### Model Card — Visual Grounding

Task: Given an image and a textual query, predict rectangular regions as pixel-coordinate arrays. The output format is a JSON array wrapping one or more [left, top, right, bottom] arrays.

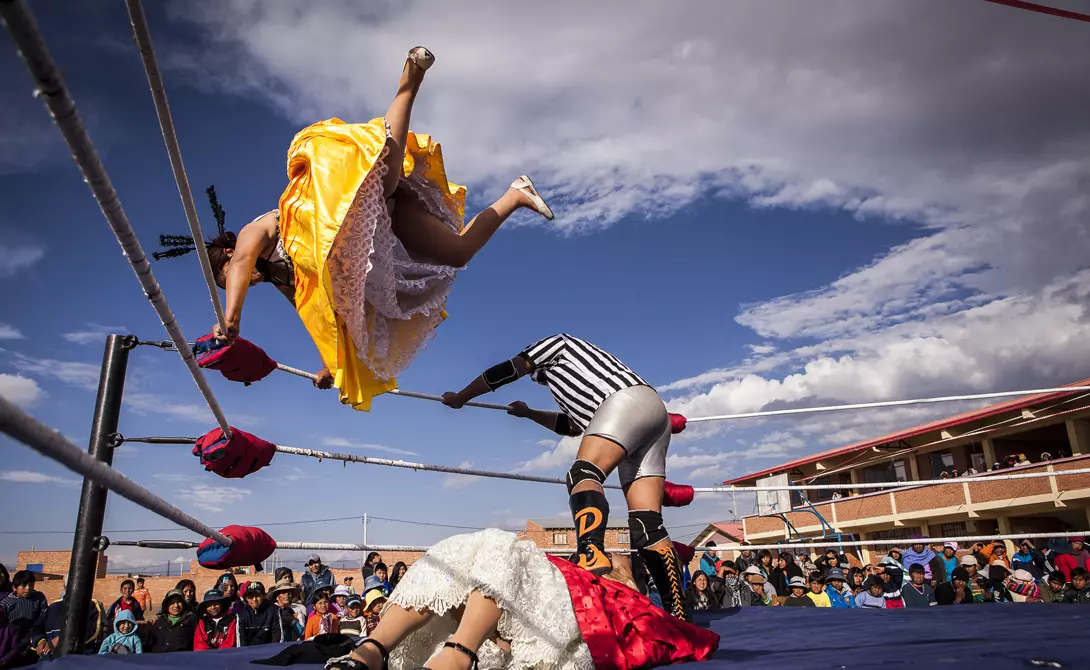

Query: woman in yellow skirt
[[158, 47, 554, 410]]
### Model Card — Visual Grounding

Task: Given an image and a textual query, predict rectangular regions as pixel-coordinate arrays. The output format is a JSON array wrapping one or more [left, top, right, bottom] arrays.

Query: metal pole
[[363, 512, 368, 549], [60, 334, 131, 656]]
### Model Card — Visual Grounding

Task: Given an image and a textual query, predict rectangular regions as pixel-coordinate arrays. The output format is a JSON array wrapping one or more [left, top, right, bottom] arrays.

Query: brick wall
[[17, 551, 106, 578], [519, 521, 630, 551]]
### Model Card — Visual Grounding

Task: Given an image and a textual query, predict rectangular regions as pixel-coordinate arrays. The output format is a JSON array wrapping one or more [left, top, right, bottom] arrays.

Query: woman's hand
[[313, 368, 334, 390], [212, 319, 240, 344], [442, 392, 466, 409], [506, 400, 531, 418]]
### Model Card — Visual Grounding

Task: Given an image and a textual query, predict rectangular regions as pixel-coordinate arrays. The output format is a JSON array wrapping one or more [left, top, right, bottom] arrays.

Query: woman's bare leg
[[351, 604, 432, 668], [391, 185, 536, 267], [428, 591, 503, 670], [381, 56, 427, 199]]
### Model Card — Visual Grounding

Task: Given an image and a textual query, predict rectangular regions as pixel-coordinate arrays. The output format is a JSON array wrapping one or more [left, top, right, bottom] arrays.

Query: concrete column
[[908, 455, 921, 481], [850, 468, 862, 496], [1066, 420, 1090, 456], [859, 532, 872, 566], [919, 520, 931, 537], [982, 439, 997, 468], [997, 516, 1013, 535]]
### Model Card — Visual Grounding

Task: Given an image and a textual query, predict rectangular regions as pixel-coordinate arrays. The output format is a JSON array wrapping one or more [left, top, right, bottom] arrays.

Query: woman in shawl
[[901, 541, 938, 580]]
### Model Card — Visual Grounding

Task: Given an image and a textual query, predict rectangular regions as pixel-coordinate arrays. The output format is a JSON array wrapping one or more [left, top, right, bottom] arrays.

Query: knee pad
[[629, 509, 670, 550], [480, 359, 520, 391], [566, 459, 607, 494]]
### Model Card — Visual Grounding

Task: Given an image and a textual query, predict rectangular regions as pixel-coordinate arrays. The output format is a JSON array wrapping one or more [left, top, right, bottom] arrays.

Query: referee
[[442, 333, 690, 621]]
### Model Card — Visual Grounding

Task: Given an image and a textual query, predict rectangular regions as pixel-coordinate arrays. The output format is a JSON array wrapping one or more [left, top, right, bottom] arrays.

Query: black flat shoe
[[326, 638, 389, 670], [422, 641, 479, 670]]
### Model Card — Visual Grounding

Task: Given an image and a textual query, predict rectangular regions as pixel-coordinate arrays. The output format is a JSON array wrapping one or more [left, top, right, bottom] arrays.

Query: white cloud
[[7, 352, 100, 390], [177, 484, 251, 512], [0, 470, 77, 485], [322, 436, 418, 456], [62, 324, 128, 345], [282, 467, 312, 482], [153, 473, 196, 483], [514, 436, 580, 473], [0, 324, 23, 340], [0, 373, 44, 408], [0, 243, 44, 277], [442, 461, 477, 490]]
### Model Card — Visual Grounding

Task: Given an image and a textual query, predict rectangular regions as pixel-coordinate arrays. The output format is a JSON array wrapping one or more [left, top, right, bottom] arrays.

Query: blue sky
[[3, 0, 1089, 570]]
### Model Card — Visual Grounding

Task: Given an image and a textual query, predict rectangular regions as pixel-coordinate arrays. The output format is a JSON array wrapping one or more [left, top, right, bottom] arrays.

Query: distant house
[[520, 518, 631, 552]]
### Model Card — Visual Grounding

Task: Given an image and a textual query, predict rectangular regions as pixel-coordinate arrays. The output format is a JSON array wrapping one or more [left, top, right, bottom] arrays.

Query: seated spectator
[[268, 580, 304, 642], [337, 595, 366, 637], [1, 569, 49, 664], [0, 563, 10, 602], [734, 545, 754, 573], [939, 542, 958, 582], [174, 579, 198, 613], [390, 562, 409, 591], [902, 563, 935, 607], [147, 589, 195, 653], [959, 555, 986, 602], [274, 567, 295, 584], [133, 577, 153, 614], [330, 585, 352, 616], [717, 561, 746, 608], [901, 540, 940, 581], [362, 575, 385, 601], [1063, 567, 1090, 604], [847, 567, 866, 596], [41, 593, 107, 656], [363, 591, 387, 635], [854, 576, 887, 609], [742, 566, 774, 606], [98, 611, 141, 655], [1006, 569, 1042, 602], [782, 577, 814, 607], [215, 573, 244, 615], [309, 585, 334, 616], [936, 567, 974, 605], [806, 572, 830, 607], [1056, 536, 1089, 582], [371, 562, 392, 596], [239, 582, 281, 646], [1040, 571, 1068, 603], [989, 543, 1012, 570], [699, 542, 719, 577], [1012, 540, 1046, 579], [194, 590, 239, 651], [887, 547, 904, 565], [685, 570, 719, 613], [105, 579, 144, 623], [877, 557, 905, 608], [978, 565, 1015, 603], [756, 550, 775, 580], [304, 593, 338, 639], [824, 568, 856, 608]]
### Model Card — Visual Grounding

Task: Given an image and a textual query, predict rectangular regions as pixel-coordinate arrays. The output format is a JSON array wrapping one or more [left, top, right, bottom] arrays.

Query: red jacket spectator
[[1055, 537, 1089, 581]]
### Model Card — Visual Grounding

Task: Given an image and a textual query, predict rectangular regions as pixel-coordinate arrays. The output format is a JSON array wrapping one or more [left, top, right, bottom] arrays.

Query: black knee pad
[[566, 459, 607, 494], [629, 509, 670, 549]]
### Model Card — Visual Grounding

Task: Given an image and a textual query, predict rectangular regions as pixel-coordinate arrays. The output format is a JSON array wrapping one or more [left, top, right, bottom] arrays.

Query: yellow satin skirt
[[278, 118, 467, 410]]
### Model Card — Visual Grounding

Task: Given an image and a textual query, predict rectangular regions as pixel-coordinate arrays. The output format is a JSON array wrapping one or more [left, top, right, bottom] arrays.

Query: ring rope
[[0, 0, 232, 438]]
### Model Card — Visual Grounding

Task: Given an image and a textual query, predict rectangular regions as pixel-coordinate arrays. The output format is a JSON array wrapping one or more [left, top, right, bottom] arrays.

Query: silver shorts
[[584, 385, 671, 487]]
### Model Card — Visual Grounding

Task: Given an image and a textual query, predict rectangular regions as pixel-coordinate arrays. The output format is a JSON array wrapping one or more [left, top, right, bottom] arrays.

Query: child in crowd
[[309, 585, 334, 616], [215, 573, 244, 614], [342, 576, 357, 595], [979, 565, 1014, 602], [742, 567, 773, 606], [98, 611, 142, 655], [372, 563, 392, 596], [1, 569, 50, 660], [855, 576, 887, 609], [194, 590, 239, 651], [304, 593, 339, 639], [337, 595, 367, 637], [902, 563, 936, 607], [268, 580, 305, 642], [105, 579, 144, 623], [133, 577, 153, 613], [1063, 567, 1090, 603], [806, 572, 830, 607], [823, 568, 856, 608], [1040, 571, 1068, 603], [331, 585, 353, 615], [147, 589, 195, 653], [389, 562, 408, 591], [363, 591, 386, 635], [877, 557, 905, 608], [783, 577, 814, 607], [239, 582, 282, 646]]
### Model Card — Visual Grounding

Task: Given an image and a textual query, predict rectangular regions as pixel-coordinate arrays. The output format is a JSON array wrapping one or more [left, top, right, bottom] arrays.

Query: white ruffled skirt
[[386, 529, 595, 670]]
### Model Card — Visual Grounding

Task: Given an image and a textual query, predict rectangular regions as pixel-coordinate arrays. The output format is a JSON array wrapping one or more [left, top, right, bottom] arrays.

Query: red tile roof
[[721, 379, 1090, 485]]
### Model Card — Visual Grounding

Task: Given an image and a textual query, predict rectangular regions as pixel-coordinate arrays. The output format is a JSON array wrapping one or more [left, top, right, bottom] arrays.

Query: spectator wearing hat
[[337, 595, 367, 637], [876, 557, 905, 608], [959, 554, 986, 602], [1006, 569, 1042, 602], [147, 589, 195, 653], [1062, 567, 1090, 604], [978, 565, 1014, 602], [806, 572, 830, 607], [193, 590, 239, 651], [304, 592, 338, 640], [935, 567, 974, 605], [823, 568, 856, 608], [341, 576, 357, 596], [363, 590, 387, 635], [238, 582, 282, 647], [301, 554, 336, 609], [267, 580, 304, 642], [330, 585, 353, 616], [939, 542, 959, 581], [902, 564, 936, 607], [854, 576, 887, 609], [782, 576, 814, 607], [362, 575, 386, 600], [1039, 571, 1068, 603], [989, 543, 1012, 570], [1056, 536, 1090, 582], [742, 566, 773, 606]]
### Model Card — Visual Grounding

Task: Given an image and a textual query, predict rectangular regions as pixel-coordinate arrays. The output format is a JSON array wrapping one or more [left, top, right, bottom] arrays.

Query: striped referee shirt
[[518, 333, 649, 431]]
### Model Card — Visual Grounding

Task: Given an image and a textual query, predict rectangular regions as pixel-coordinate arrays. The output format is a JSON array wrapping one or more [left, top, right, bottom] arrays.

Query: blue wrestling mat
[[45, 606, 1087, 669]]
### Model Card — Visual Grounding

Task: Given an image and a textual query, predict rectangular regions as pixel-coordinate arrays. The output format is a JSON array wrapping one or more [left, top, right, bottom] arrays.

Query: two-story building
[[722, 379, 1090, 563]]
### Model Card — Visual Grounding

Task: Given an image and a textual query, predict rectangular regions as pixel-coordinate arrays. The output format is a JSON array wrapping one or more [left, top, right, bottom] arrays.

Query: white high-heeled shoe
[[407, 46, 435, 72], [511, 175, 555, 221]]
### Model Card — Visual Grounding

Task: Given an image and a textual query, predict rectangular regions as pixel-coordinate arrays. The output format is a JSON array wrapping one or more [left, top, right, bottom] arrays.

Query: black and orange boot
[[639, 542, 692, 621], [568, 489, 613, 576]]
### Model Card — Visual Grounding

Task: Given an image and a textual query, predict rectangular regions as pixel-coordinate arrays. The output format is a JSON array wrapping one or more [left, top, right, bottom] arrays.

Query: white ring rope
[[0, 0, 232, 438], [0, 396, 232, 546], [125, 0, 228, 334]]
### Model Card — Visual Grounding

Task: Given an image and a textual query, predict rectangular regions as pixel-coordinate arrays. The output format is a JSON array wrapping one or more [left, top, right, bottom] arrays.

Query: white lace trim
[[385, 529, 594, 670]]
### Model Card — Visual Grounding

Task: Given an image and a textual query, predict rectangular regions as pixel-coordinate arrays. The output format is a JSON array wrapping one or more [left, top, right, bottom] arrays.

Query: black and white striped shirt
[[519, 333, 649, 431]]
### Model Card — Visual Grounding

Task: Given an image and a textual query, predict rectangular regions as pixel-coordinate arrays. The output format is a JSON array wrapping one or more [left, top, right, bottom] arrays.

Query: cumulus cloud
[[514, 436, 580, 473], [0, 243, 44, 277], [0, 470, 77, 485], [62, 324, 129, 345], [7, 352, 101, 390], [442, 461, 478, 490], [322, 436, 418, 456], [177, 483, 251, 512], [0, 373, 44, 408], [0, 324, 23, 340]]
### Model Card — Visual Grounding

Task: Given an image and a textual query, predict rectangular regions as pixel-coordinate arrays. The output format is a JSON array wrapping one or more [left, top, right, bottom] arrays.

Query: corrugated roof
[[527, 518, 629, 530], [721, 378, 1090, 485]]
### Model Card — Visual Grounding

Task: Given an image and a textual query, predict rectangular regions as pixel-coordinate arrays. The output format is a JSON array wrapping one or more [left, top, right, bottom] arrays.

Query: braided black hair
[[152, 185, 235, 261]]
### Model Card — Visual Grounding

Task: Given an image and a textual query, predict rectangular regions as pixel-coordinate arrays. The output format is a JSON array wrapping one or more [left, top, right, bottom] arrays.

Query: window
[[937, 522, 967, 538], [929, 451, 955, 476], [870, 527, 921, 542], [552, 533, 568, 545], [617, 532, 630, 546], [893, 460, 908, 482], [970, 452, 987, 473]]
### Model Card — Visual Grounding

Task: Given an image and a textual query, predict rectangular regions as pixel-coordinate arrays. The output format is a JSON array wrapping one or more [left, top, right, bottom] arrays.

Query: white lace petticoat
[[385, 529, 595, 670], [326, 131, 464, 381]]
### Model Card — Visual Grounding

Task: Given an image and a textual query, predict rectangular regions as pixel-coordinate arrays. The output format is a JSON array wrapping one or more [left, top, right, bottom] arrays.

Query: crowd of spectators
[[0, 551, 405, 665], [685, 535, 1090, 611]]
